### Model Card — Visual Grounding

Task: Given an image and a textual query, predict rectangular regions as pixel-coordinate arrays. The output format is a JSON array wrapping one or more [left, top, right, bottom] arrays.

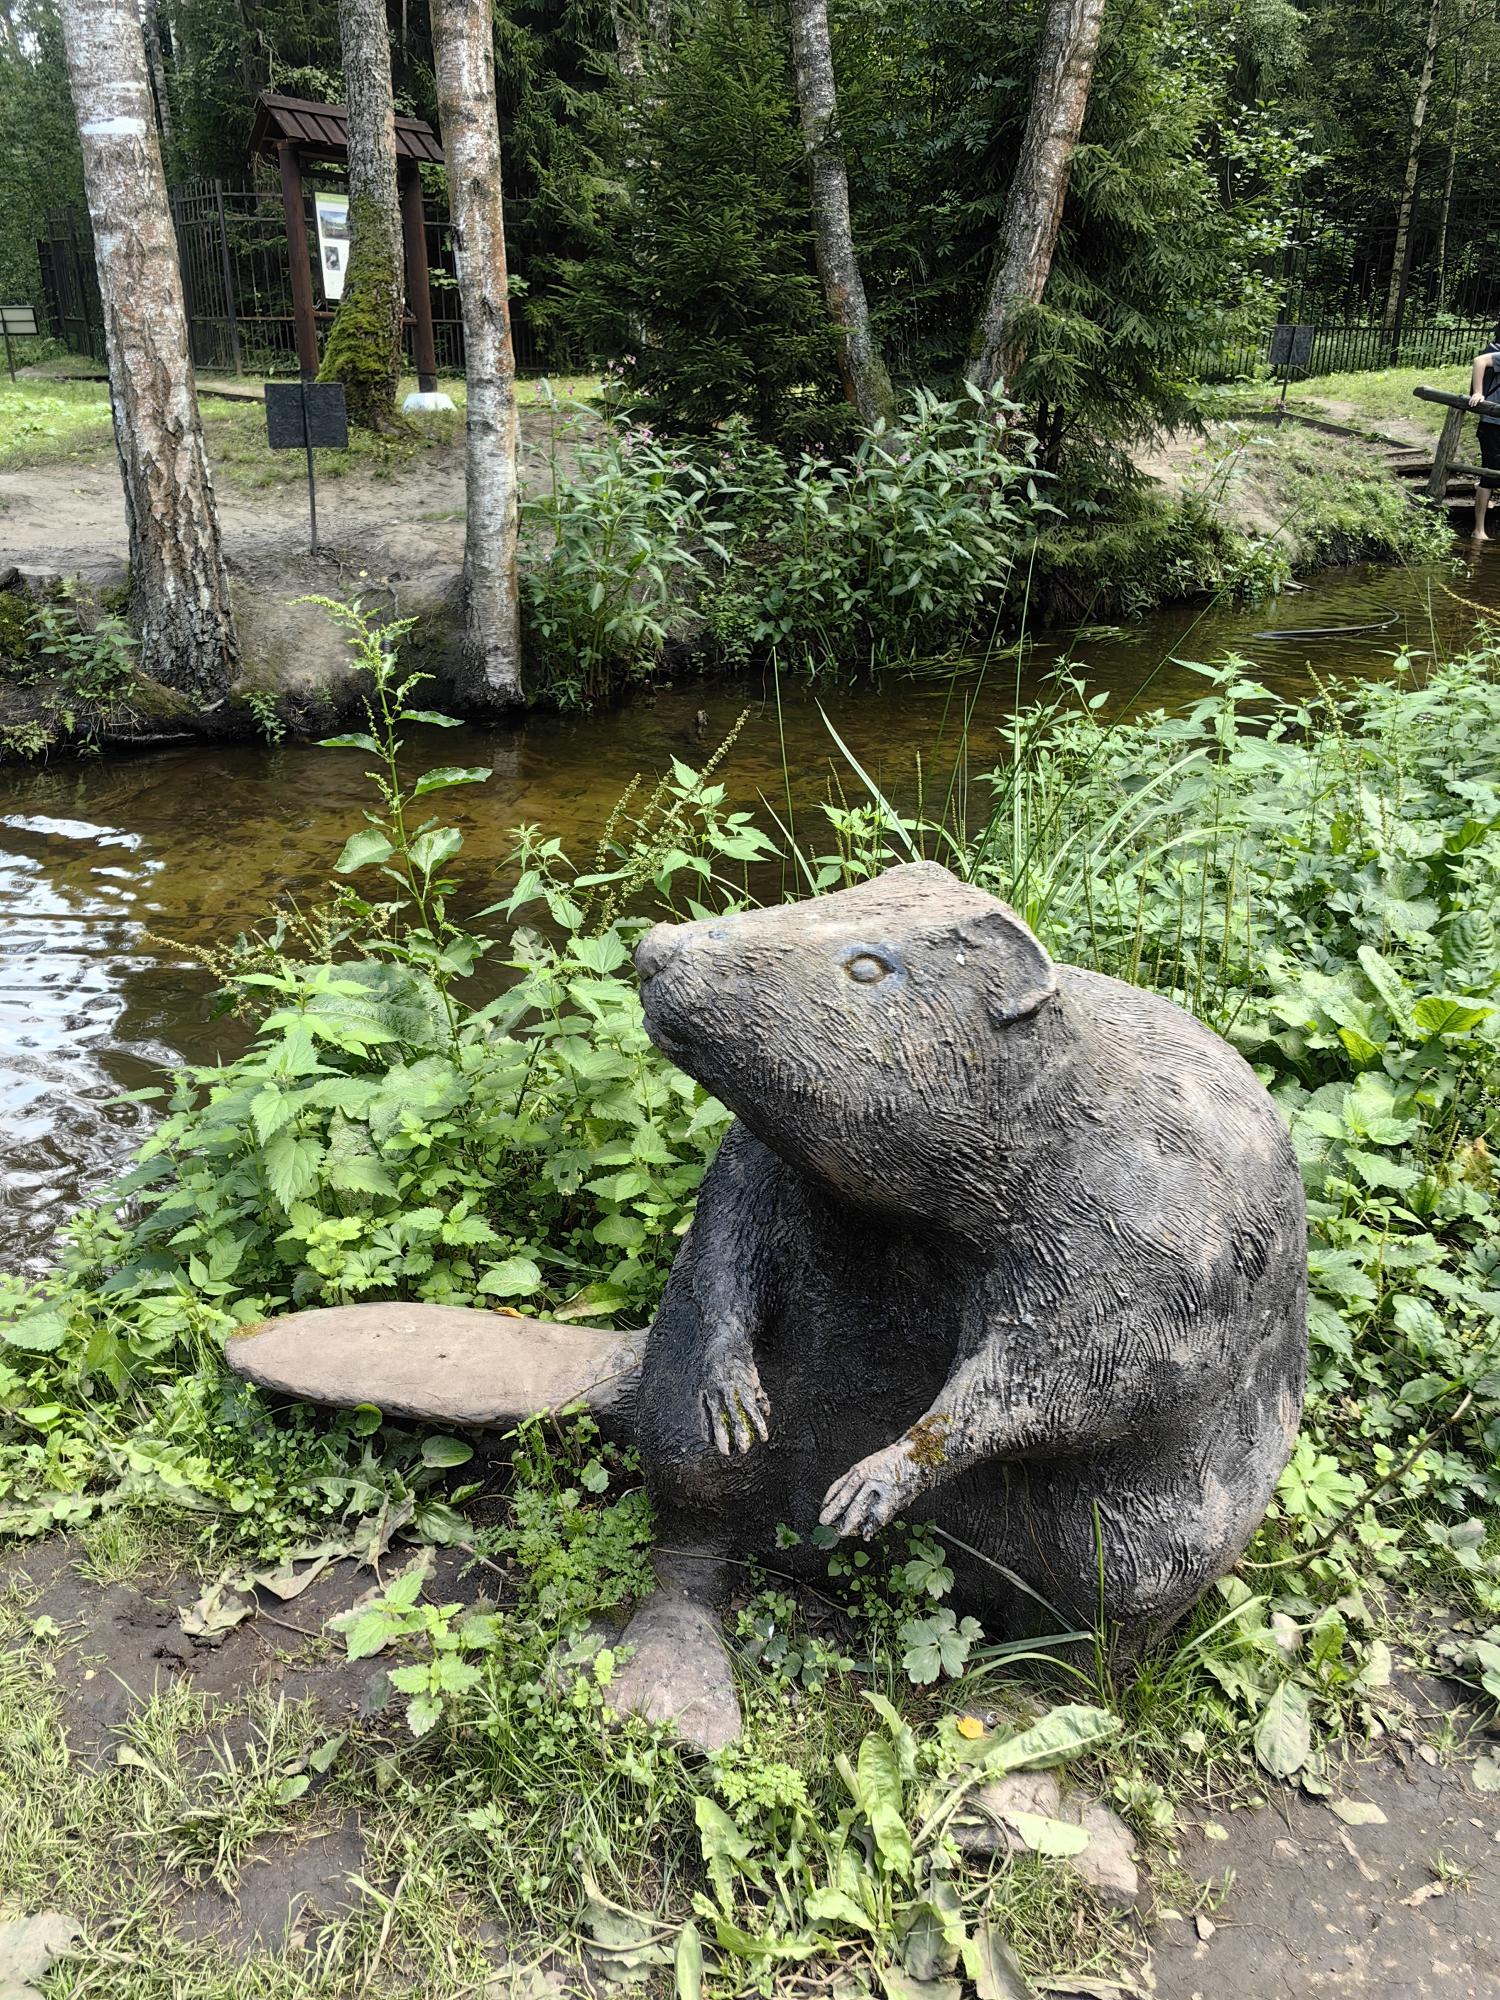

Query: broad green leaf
[[325, 1153, 398, 1198], [674, 1921, 704, 2000], [477, 1256, 543, 1298], [1356, 946, 1413, 1029], [695, 1796, 759, 1910], [420, 1435, 474, 1468], [962, 1911, 1037, 2000], [1005, 1811, 1090, 1857], [409, 826, 464, 873], [2, 1312, 70, 1353], [412, 765, 492, 798], [855, 1730, 914, 1877], [320, 732, 380, 752], [404, 708, 463, 728], [339, 1609, 394, 1661], [405, 1692, 442, 1737], [1411, 994, 1493, 1037], [981, 1703, 1120, 1775], [803, 1887, 875, 1933], [863, 1690, 919, 1779], [263, 1129, 322, 1210], [334, 828, 395, 873]]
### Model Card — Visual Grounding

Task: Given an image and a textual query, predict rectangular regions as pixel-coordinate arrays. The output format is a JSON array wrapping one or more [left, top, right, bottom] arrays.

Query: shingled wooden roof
[[249, 92, 444, 165]]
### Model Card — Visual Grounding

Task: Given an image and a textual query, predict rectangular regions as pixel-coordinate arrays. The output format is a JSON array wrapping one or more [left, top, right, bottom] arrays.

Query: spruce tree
[[561, 0, 842, 440]]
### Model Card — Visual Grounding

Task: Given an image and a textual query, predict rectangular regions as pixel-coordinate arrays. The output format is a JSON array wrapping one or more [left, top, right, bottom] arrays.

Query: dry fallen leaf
[[1330, 1799, 1388, 1827], [0, 1909, 82, 2000], [1399, 1880, 1445, 1908]]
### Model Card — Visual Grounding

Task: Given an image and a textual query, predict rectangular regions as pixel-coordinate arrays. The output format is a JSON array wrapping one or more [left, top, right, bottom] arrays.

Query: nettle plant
[[0, 607, 777, 1525]]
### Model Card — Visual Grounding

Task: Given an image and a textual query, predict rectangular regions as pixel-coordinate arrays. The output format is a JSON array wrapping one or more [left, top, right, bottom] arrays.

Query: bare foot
[[1473, 530, 1490, 544]]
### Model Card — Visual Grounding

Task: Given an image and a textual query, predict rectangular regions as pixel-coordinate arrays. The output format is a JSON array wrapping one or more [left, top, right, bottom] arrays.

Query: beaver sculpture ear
[[963, 904, 1060, 1026]]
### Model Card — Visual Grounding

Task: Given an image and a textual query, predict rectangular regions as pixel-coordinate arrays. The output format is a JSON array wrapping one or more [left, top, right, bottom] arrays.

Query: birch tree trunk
[[59, 0, 237, 700], [788, 0, 895, 429], [431, 0, 523, 713], [966, 0, 1107, 395], [1384, 0, 1442, 332], [610, 0, 644, 77], [1433, 5, 1470, 310], [319, 0, 405, 430]]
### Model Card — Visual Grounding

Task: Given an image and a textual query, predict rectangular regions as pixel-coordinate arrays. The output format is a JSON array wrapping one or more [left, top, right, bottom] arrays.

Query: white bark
[[788, 0, 895, 428], [59, 0, 237, 699], [1384, 0, 1442, 331], [431, 0, 523, 713], [967, 0, 1107, 394]]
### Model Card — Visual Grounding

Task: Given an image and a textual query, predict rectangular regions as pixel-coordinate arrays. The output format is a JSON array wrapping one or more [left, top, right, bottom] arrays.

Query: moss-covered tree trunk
[[319, 0, 404, 431], [431, 0, 523, 713], [59, 0, 238, 700]]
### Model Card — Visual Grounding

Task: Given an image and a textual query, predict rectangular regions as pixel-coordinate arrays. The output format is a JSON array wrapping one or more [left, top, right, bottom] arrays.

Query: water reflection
[[0, 554, 1495, 1268]]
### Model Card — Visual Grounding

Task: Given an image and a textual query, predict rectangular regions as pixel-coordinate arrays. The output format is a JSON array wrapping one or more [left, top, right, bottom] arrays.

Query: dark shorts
[[1480, 423, 1500, 487]]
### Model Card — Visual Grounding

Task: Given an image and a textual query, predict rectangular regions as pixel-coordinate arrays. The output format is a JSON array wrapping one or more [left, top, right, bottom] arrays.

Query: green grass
[[0, 371, 600, 483], [1224, 362, 1481, 442], [0, 375, 116, 468]]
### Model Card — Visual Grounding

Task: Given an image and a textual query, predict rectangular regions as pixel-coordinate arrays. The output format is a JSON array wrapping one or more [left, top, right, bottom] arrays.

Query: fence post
[[213, 180, 244, 377]]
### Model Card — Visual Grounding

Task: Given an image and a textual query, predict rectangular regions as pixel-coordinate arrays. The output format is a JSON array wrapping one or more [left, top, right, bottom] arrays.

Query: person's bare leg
[[1475, 481, 1491, 542]]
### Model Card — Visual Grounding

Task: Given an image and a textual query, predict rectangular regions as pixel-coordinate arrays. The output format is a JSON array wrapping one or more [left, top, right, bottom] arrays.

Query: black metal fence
[[1191, 190, 1500, 383], [38, 177, 567, 379], [38, 179, 1500, 391]]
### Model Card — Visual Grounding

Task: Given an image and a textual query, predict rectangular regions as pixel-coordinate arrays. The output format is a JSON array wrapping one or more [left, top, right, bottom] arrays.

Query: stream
[[2, 552, 1496, 1271]]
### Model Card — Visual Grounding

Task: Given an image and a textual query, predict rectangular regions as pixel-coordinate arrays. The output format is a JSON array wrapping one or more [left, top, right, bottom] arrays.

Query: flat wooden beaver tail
[[226, 1304, 645, 1440]]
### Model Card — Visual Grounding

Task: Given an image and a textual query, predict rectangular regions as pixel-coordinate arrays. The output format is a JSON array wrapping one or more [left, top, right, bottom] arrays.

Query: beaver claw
[[819, 1442, 917, 1540], [700, 1344, 770, 1456]]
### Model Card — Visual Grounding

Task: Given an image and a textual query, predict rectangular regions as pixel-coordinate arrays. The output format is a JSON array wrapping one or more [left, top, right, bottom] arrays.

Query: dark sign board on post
[[1268, 322, 1314, 372], [264, 380, 349, 553], [1, 304, 39, 381]]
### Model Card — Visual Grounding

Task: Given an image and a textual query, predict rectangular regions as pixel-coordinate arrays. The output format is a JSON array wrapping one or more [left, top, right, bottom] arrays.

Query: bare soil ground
[[0, 409, 565, 585], [3, 1530, 1497, 1996]]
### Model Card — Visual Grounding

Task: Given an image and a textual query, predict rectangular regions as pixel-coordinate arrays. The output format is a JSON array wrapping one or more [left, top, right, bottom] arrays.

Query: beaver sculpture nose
[[634, 923, 685, 982]]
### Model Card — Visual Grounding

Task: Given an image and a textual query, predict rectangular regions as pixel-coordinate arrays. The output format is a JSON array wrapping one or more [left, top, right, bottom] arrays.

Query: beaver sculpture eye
[[845, 952, 893, 984]]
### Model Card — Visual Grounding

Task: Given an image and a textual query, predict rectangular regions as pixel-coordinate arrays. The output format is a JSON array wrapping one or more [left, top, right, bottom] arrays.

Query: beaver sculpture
[[230, 862, 1307, 1750], [618, 862, 1307, 1722]]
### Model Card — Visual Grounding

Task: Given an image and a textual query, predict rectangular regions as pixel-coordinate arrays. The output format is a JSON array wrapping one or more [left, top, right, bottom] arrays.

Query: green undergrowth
[[1048, 416, 1455, 622], [522, 384, 1457, 703], [1, 604, 1499, 1989]]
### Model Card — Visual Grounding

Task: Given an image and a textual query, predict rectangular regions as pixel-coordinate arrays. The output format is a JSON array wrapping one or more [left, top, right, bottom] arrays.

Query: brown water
[[2, 554, 1496, 1269]]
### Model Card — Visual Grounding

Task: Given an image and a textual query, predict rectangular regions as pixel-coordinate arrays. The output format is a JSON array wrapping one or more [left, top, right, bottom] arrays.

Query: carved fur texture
[[633, 862, 1307, 1638]]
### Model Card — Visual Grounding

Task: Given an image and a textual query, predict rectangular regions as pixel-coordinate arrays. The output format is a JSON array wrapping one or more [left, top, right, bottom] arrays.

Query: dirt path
[[0, 408, 564, 582], [3, 1532, 1497, 1995]]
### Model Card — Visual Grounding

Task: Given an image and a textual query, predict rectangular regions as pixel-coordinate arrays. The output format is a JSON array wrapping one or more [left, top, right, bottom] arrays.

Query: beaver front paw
[[819, 1442, 919, 1540], [699, 1342, 770, 1456]]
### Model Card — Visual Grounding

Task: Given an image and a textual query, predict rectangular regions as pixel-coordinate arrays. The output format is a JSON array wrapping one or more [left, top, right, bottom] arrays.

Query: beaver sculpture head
[[635, 861, 1064, 1223]]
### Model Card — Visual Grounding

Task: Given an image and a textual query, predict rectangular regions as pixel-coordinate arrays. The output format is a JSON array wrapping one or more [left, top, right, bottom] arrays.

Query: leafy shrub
[[524, 387, 1048, 702]]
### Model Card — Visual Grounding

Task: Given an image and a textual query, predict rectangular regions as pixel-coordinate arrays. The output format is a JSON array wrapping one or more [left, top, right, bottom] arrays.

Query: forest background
[[5, 0, 1493, 504]]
